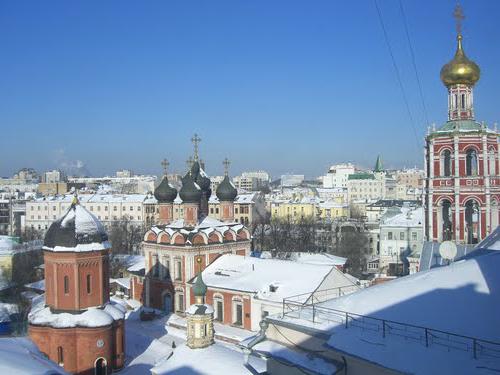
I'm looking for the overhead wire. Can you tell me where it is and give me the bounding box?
[373,0,421,153]
[399,0,430,127]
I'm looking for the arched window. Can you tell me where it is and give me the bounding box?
[86,274,92,294]
[441,150,452,177]
[465,200,480,244]
[64,276,69,294]
[441,200,452,241]
[466,149,478,176]
[213,294,224,322]
[491,200,499,231]
[57,346,64,366]
[489,148,496,176]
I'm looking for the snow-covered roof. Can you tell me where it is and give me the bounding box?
[110,277,130,290]
[289,252,347,266]
[29,294,125,328]
[381,207,423,228]
[185,303,214,315]
[275,250,500,374]
[126,256,145,272]
[0,337,67,374]
[33,193,149,203]
[43,202,111,252]
[195,254,353,303]
[24,279,45,292]
[0,236,42,255]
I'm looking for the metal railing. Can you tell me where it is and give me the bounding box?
[282,296,500,361]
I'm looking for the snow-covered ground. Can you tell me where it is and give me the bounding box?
[122,309,262,374]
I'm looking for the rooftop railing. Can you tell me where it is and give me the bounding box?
[282,292,500,361]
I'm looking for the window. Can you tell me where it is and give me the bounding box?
[175,260,182,281]
[86,274,91,294]
[215,208,219,214]
[466,149,478,176]
[214,295,223,322]
[152,255,159,277]
[388,232,393,240]
[233,300,243,326]
[489,148,496,176]
[57,347,64,366]
[64,276,69,294]
[235,208,239,214]
[412,232,417,241]
[105,206,108,211]
[176,293,184,312]
[113,206,117,211]
[441,150,452,176]
[400,232,405,240]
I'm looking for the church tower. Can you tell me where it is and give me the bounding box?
[424,5,500,244]
[29,195,126,375]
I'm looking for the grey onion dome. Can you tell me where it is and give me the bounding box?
[43,197,109,251]
[191,161,211,192]
[216,175,237,202]
[192,272,207,297]
[154,175,178,203]
[179,172,202,203]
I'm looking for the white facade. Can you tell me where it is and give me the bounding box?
[281,174,304,187]
[42,170,65,184]
[323,163,355,188]
[347,173,385,202]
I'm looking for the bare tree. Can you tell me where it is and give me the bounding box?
[108,216,144,255]
[332,231,370,278]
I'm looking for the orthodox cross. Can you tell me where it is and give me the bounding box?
[186,156,194,169]
[453,4,464,34]
[161,159,169,176]
[223,158,231,176]
[191,133,202,161]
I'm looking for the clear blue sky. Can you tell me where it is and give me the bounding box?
[0,0,498,179]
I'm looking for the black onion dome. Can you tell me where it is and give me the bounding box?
[191,161,211,192]
[216,175,237,202]
[179,173,202,203]
[154,175,178,203]
[43,199,109,251]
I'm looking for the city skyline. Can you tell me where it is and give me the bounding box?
[0,1,499,178]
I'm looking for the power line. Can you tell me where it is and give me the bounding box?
[399,0,430,127]
[373,0,421,152]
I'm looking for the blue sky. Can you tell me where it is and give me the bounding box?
[0,0,498,178]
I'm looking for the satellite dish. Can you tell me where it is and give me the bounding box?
[439,241,458,261]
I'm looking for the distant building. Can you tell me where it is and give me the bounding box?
[347,172,385,202]
[280,174,304,187]
[42,170,66,184]
[116,169,133,178]
[323,163,355,188]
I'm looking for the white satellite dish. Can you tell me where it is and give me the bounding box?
[439,241,458,261]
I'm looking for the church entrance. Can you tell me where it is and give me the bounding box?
[163,293,172,313]
[94,357,107,375]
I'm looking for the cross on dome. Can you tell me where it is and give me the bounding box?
[223,158,231,176]
[453,3,464,35]
[186,156,194,169]
[161,158,169,176]
[191,133,202,161]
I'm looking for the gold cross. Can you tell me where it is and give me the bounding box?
[223,158,231,176]
[453,4,465,34]
[161,159,169,176]
[191,133,202,161]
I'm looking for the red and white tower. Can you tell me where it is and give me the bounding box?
[424,6,500,244]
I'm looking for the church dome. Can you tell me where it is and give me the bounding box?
[216,175,237,202]
[154,175,178,203]
[179,173,202,203]
[191,161,211,192]
[192,272,207,297]
[440,34,480,87]
[43,197,110,252]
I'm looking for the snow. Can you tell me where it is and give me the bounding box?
[250,340,338,374]
[289,252,347,266]
[0,337,67,374]
[110,277,131,290]
[24,279,45,291]
[185,303,214,315]
[29,295,124,328]
[43,204,111,252]
[150,341,261,375]
[381,206,423,227]
[276,250,500,374]
[198,254,347,303]
[127,257,145,272]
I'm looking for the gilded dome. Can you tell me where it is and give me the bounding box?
[440,34,480,87]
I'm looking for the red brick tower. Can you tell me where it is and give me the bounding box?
[29,196,126,375]
[424,6,500,244]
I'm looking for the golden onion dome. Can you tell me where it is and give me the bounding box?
[440,34,480,87]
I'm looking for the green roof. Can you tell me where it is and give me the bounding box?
[348,173,375,180]
[374,155,383,172]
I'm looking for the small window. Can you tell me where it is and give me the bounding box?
[400,232,405,240]
[57,346,64,366]
[388,232,393,240]
[86,274,91,294]
[64,276,69,294]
